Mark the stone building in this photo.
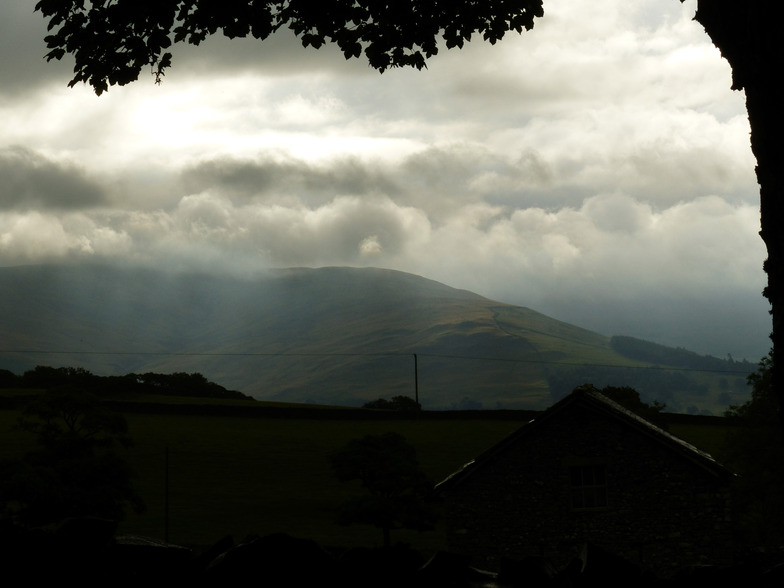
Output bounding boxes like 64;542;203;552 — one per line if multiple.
435;386;735;576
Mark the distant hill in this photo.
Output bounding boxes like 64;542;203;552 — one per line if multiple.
0;264;755;413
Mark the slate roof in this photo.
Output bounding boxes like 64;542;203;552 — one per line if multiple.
435;386;733;493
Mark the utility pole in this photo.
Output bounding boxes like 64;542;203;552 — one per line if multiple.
164;445;169;543
413;353;419;407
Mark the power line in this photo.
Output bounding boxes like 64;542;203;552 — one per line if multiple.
0;348;756;376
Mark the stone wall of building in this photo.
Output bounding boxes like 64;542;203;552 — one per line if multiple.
441;403;734;576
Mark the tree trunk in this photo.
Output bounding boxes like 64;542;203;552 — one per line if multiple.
690;0;784;432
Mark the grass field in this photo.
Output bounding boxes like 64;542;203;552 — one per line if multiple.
121;413;531;551
0;396;737;555
0;400;529;552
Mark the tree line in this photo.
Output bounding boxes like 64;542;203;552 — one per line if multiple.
0;365;250;400
609;336;757;373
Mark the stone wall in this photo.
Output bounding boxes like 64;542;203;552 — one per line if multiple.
441;403;734;575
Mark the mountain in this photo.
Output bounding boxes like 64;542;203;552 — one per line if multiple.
0;264;754;412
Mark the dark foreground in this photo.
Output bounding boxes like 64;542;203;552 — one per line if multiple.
3;518;783;587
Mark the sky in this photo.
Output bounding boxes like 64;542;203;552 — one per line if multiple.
0;1;771;362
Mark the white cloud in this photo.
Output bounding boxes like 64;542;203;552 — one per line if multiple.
359;235;383;257
0;211;129;262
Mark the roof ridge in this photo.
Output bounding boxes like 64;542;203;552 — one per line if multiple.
435;387;733;493
578;387;728;474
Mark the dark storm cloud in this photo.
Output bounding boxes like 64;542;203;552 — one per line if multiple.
0;5;76;97
183;154;400;202
0;146;106;210
180;145;565;221
155;26;370;89
1;5;360;101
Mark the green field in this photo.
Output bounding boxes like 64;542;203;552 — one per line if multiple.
0;398;736;554
0;401;529;552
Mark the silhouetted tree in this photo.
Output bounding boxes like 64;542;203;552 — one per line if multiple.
726;351;777;423
0;388;143;527
34;0;544;95
362;396;421;412
21;365;98;390
132;370;248;398
724;351;784;547
330;432;437;547
597;384;668;427
685;1;784;436
17;387;131;449
0;369;20;388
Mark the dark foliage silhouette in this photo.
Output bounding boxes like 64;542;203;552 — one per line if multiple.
724;351;784;546
363;395;421;412
0;388;143;527
34;0;544;95
684;1;784;434
610;335;756;373
595;384;668;427
547;366;702;413
330;432;437;547
0;365;250;400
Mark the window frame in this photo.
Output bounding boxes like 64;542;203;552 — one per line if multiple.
568;463;609;510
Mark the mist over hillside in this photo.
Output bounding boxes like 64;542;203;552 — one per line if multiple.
0;264;755;413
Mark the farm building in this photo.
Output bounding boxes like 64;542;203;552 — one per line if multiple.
435;385;735;576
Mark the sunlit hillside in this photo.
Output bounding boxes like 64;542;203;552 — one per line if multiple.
0;264;755;412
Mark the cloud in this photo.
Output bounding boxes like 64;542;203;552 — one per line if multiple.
0;146;106;211
0;188;761;299
167;192;429;267
183;153;400;204
486;107;755;208
413;193;764;300
166;27;365;82
0;5;77;98
0;211;130;263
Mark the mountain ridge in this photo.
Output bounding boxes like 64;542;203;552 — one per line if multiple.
0;263;753;413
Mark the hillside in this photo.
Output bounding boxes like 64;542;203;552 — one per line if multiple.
0;264;754;412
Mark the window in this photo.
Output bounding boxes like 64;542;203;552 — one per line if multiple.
570;464;607;509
